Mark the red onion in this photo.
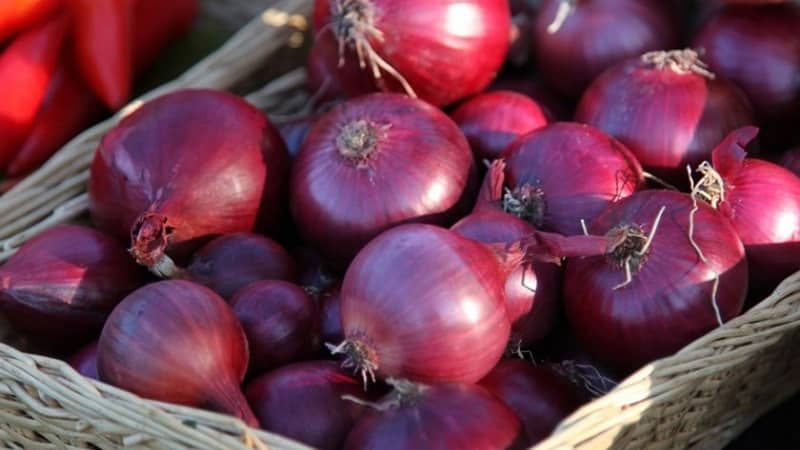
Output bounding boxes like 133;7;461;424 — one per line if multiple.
343;380;525;450
306;33;376;104
479;359;583;445
451;91;549;161
290;93;476;266
245;361;367;450
0;225;146;352
319;284;344;345
98;280;258;426
311;0;511;106
89;89;290;275
178;233;296;299
690;127;800;293
501;122;643;236
779;146;800;178
68;341;99;381
230;280;319;375
532;0;680;98
564;190;748;373
576;49;756;186
488;76;571;121
693;4;800;126
452;161;561;345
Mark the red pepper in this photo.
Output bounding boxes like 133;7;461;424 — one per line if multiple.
0;0;61;44
133;0;198;74
0;14;67;170
71;0;134;110
7;62;104;177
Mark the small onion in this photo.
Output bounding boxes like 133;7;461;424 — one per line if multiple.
532;0;680;98
564;190;748;373
98;280;258;426
451;90;549;161
68;341;100;381
501;122;643;236
343;380;525;450
311;0;511;106
479;359;583;445
246;361;367;450
231;280;319;375
291;93;475;266
0;225;146;352
576;49;756;186
89;89;290;275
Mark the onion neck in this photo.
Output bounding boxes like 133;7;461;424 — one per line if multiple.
502;184;546;228
130;213;181;278
690;162;726;209
327;334;379;388
641;48;715;79
206;374;260;427
337;120;381;162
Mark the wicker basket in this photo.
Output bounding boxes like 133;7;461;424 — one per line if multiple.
1;1;800;449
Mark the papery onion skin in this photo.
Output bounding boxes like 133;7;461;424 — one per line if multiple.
291;93;476;266
343;380;525;450
479;359;583;445
338;224;510;383
502;122;643;236
532;0;680;98
98;280;258;426
89;89;289;272
246;361;367;450
564;190;748;374
312;0;511;106
183;233;297;299
693;5;800;127
703;127;800;292
68;341;100;381
576;50;756;186
231;280;319;375
0;225;147;352
451;90;549;161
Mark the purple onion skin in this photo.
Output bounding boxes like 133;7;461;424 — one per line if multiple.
576;56;756;187
533;0;680;98
231;280;319;375
246;361;367;450
98;280;258;426
290;93;476;267
68;341;100;380
479;359;584;446
277;116;315;159
184;233;297;299
0;225;147;353
564;190;748;374
452;211;561;345
343;381;526;450
502;122;643;236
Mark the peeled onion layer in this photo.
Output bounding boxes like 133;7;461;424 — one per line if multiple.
564;190;748;374
88;89;289;275
0;225;147;353
311;0;511;106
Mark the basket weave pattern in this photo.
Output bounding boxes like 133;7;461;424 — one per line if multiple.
0;1;799;449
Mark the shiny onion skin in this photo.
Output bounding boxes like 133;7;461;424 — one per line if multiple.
334;224;511;384
479;359;583;446
230;280;319;375
0;225;146;352
89;89;290;275
564;190;748;373
693;5;800;124
312;0;511;106
290;93;475;266
695;127;800;292
501;122;643;236
343;380;525;450
245;361;366;450
532;0;679;98
182;233;297;299
68;341;100;381
576;49;755;186
98;280;258;426
451;90;549;160
452;161;561;345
